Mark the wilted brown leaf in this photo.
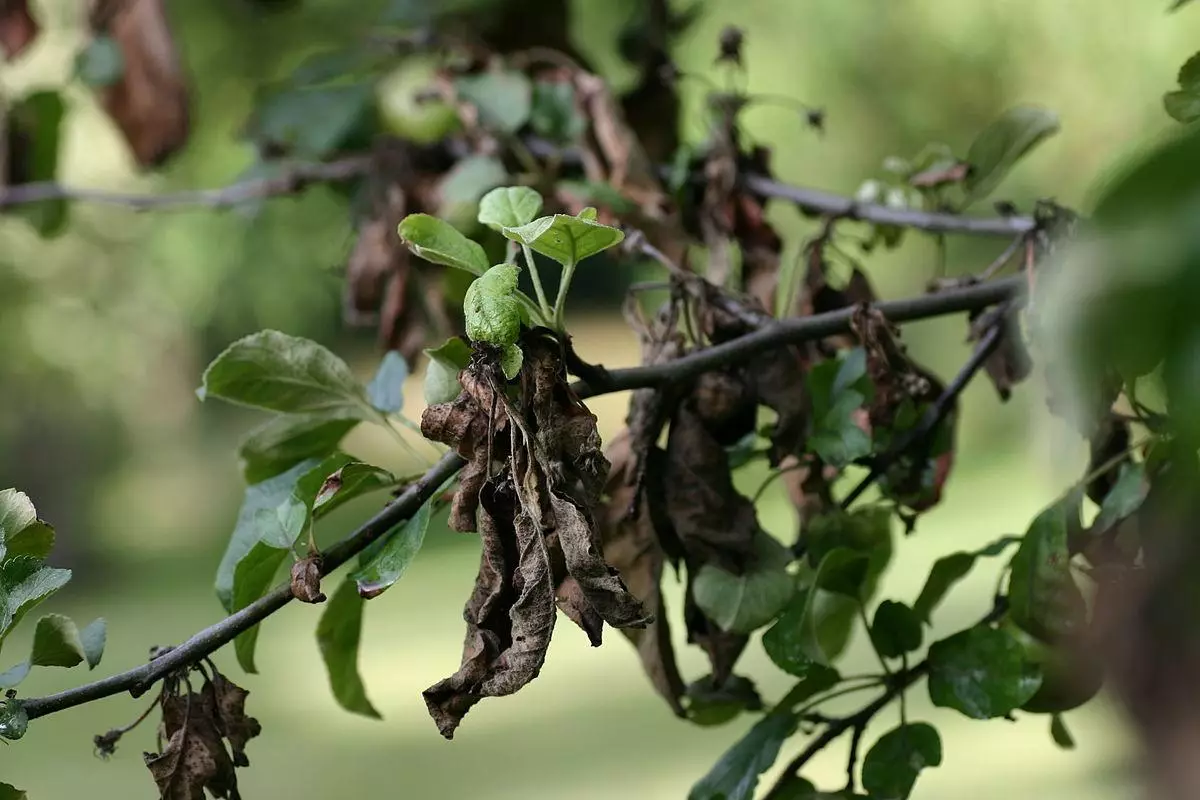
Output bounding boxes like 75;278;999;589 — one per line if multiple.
0;0;38;62
145;686;239;800
684;583;748;686
88;0;190;167
289;556;325;604
209;673;261;769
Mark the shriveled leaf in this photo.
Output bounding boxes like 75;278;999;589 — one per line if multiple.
689;707;798;800
455;70;532;134
238;414;358;484
464;264;523;346
1007;495;1086;641
912;535;1019;623
870;600;923;659
350;495;433;598
144;686;239;800
316;578;381;718
210;671;262;766
693;533;795;634
6;90;68;237
0;0;38;61
74;34;124;87
423;337;472;406
964;105;1060;203
398;213;488;276
0;489;54;561
79;617;106;668
502;212;625;266
1050;713;1075;749
366;351;409;414
29;613;85;668
927;624;1042;719
862;722;943;800
290;556;325;604
478;186;543;231
0;555;72;647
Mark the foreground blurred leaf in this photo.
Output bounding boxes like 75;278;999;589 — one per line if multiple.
366;351;409;414
927;624;1042;719
0;783;23;800
455;70;531;134
398;213;489;276
6;90;68;237
693;534;795;634
501;213;625;267
912;535;1019;623
238;415;359;484
74;35;124;87
317;579;381;718
1007;495;1085;641
1164;52;1200;122
862;722;943;800
0;555;72;649
963;105;1059;203
870;600;923;659
0;489;54;561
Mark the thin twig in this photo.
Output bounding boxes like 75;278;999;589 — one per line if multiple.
845;719;869;792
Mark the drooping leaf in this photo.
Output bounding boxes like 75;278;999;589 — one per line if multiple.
862;722;943;800
0;489;54;561
464;264;523;346
246;81;374;159
692;533;795;635
74;34;124;87
1050;713;1075;749
6;90;68;237
232;542;291;673
870;600;923;659
455;70;532;134
366;351;409;414
398;213;489;276
350;495;433;598
689;707;798;800
316;578;381;718
501;213;625;266
423;337;473;406
0;555;72;647
238;414;359;484
80;617;106;668
912;535;1020;623
927;624;1043;719
198;330;377;420
477;186;544;231
963;105;1060;203
1007;495;1086;641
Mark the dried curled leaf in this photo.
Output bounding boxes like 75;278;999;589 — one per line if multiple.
970;303;1032;401
209;673;261;768
289;556;325;604
145;681;238;800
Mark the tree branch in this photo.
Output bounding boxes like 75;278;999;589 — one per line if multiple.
16;275;1024;723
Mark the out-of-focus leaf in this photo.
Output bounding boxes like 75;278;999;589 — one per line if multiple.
1091;462;1149;534
530;80;586;142
350;496;433;598
438;154;507;218
1050;713;1075;749
501;212;625;266
963;105;1060;203
398;213;489;275
1164;52;1200;123
927;624;1042;719
684;674;762;727
316;578;381;718
423;337;472;406
0;662;29;689
79;617;106;668
246;82;374;158
861;722;943;800
6;90;68;237
870;600;923;659
0;0;39;62
366;351;409;414
692;534;795;634
1007;495;1086;641
74;35;124;87
0;783;24;800
455;70;531;134
688;707;798;800
912;535;1019;623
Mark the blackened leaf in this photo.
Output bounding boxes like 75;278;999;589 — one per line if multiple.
861;722;943;800
0;555;72;647
0;488;54;561
693;533;795;634
238;415;358;484
366;351;408;413
963;105;1060;204
398;213;489;276
870;600;923;659
1050;713;1075;750
350;494;433;598
912;535;1020;624
502;212;625;266
927;624;1042;719
145;686;238;800
198;330;377;419
29;613;85;668
0;783;24;799
316;578;381;718
423;337;472;406
455;70;532;134
689;707;797;800
247;82;373;159
7;90;67;237
685;674;762;727
210;672;262;766
478;186;544;231
1007;495;1086;641
80;617;106;668
0;0;38;61
74;34;124;87
1091;462;1149;535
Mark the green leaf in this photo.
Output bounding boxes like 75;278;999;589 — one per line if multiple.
0;489;54;561
530;80;586;142
688;707;798;800
1164;52;1200;123
556;179;638;213
366;351;409;414
861;722;943;800
927;624;1042;719
0;556;72;648
317;578;381;718
0;783;26;800
1091;462;1149;534
684;674;763;727
0;700;28;740
1007;496;1085;641
805;349;872;467
464;265;524;346
477;186;544;231
501;213;625;267
0;662;30;689
1050;713;1075;749
423;337;472;406
74;35;124;87
398;213;489;276
232;542;291;673
912;535;1019;624
350;496;433;598
7;90;68;237
500;343;524;380
238;415;359;484
198;330;376;419
455;70;532;134
312;462;395;516
29;613;84;668
963;105;1060;203
79;617;106;668
870;600;923;659
692;533;795;634
245;82;375;159
438;155;508;218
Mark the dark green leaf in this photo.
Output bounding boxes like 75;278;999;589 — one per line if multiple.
238;415;359;484
0;782;26;800
806;350;872;467
232;542;291;673
477;186;544;231
0;700;28;740
29;613;84;668
317;578;381;718
455;70;532;134
398;213;489;276
79;617;106;668
870;600;923;658
1007;495;1085;641
1171;0;1197;10
0;662;29;689
288;48;379;86
912;535;1019;623
198;330;377;420
927;624;1042;719
312;462;395;518
501;212;626;266
861;722;942;800
692;534;795;634
0;489;54;561
350;496;433;598
366;351;409;414
246;82;375;159
688;708;797;800
530;80;586;142
963;105;1060;203
1091;462;1148;534
423;337;472;405
1050;713;1075;749
464;265;523;346
7;91;68;237
775;665;841;710
1164;52;1200;123
0;556;72;648
684;674;763;727
74;35;124;87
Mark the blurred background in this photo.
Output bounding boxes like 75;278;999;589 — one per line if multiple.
0;0;1192;797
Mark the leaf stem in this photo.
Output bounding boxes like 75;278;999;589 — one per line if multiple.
553;257;578;331
522;243;554;318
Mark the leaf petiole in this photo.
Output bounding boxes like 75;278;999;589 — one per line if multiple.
553;256;577;331
522;243;554;319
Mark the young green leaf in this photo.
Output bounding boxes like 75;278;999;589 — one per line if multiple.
317;578;381;718
0;489;54;561
1050;713;1075;749
501;213;625;266
0;555;72;648
454;70;532;134
1090;462;1149;534
870;600;923;659
464;265;523;346
29;613;85;668
198;330;376;419
238;415;359;484
500;344;524;380
861;722;943;800
423;337;473;406
477;186;544;231
398;213;489;276
927;624;1042;719
963;105;1060;203
366;351;409;414
350;495;433;598
79;617;106;668
692;533;795;634
911;535;1020;624
688;707;798;800
1007;495;1086;641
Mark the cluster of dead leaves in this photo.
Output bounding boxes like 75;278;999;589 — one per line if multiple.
418;332;652;737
